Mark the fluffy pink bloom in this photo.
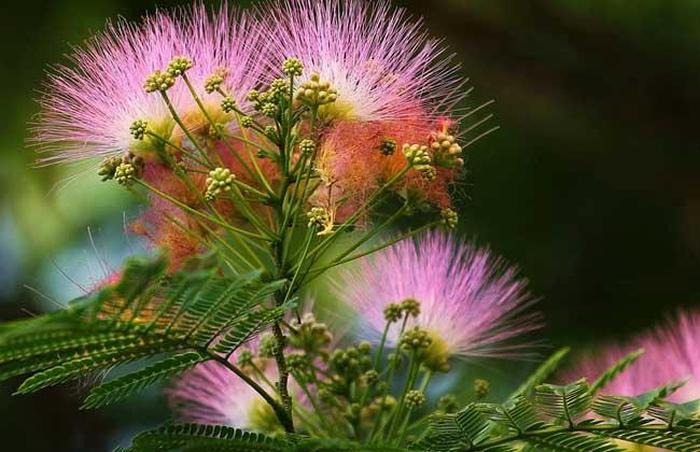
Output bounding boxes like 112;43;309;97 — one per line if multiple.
258;0;465;122
32;4;263;165
562;311;700;403
168;344;280;430
336;232;540;362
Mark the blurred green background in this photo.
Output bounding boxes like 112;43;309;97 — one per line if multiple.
1;0;699;450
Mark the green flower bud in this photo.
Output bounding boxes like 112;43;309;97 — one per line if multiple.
282;57;304;77
296;73;338;107
204;68;227;94
440;208;458;229
221;96;236;113
474;378;490;400
259;333;277;359
240;116;254;128
167;56;193;77
144;70;175;93
383;303;403;323
400;298;421;317
129;120;148;141
363;369;379;385
98;156;122;182
402;143;434;179
307;206;332;231
114;162;137;186
400;326;432;352
261;102;278;117
357;341;372;355
247;89;260;102
405;390;426;408
299;139;315;156
205;167;235;201
431;130;464;169
268;78;291;101
264;126;276;139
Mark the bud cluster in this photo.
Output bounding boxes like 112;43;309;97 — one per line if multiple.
440;208;458;229
473;378;490;400
298;139;316;157
129;120;148;141
282;57;304;77
288;313;333;354
99;152;144;186
167;56;193;78
328;344;373;381
431;131;464;168
307;206;333;234
204;167;236;201
204;68;227;94
296;73;338;107
405;390;426;408
403;143;435;180
400;326;432;352
144;70;175;93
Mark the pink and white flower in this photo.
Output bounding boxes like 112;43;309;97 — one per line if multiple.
258;0;465;122
563;310;700;402
336;232;540;370
32;4;263;165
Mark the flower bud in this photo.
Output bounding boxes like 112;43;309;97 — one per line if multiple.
144;70;175;93
282;57;304;77
129;120;148;141
405;390;425;408
167;56;193;77
205;167;235;201
440;208;458;229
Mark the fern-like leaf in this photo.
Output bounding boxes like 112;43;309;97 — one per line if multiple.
126;424;290;452
589;349;644;395
81;351;207;409
509;347;570;399
535;380;592;426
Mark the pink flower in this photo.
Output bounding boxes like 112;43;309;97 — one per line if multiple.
32;4;263;165
562;311;700;402
168;343;283;432
336;232;540;370
258;0;465;122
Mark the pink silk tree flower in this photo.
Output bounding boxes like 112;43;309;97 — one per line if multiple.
562;311;700;403
258;0;466;123
168;346;285;433
31;3;263;165
336;232;541;372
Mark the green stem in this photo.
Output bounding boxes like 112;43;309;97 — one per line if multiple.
207;352;293;433
136;179;270;242
159;91;214;167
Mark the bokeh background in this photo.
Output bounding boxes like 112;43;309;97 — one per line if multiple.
1;0;699;450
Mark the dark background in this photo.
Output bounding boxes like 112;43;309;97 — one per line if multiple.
1;0;699;450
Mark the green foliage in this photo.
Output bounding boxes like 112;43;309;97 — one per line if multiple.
414;357;700;452
125;424;292;451
589;348;643;395
509;347;570;399
0;255;288;409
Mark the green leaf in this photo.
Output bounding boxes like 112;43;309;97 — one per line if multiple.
535;380;592;426
595;428;700;451
477;396;545;433
589;349;644;395
591;395;643;426
126;424;290;452
81;351;208;409
524;431;621;452
509;347;570;399
14;339;179;394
